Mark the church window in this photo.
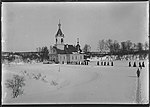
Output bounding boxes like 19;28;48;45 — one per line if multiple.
61;38;63;43
80;56;82;59
64;56;65;60
76;56;77;60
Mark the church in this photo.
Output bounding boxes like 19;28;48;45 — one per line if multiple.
49;21;84;64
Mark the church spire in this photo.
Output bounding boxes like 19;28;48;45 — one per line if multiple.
55;20;64;50
58;19;61;29
77;38;79;45
55;19;64;37
76;38;80;53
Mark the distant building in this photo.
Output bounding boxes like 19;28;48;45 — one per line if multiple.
49;20;84;64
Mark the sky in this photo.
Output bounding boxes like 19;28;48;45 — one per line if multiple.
2;2;149;52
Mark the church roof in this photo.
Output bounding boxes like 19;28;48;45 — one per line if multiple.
55;29;64;37
64;45;78;54
53;44;82;54
53;46;66;54
55;20;64;37
52;21;82;54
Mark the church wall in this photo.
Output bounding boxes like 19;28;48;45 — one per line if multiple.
66;54;70;62
69;54;84;62
56;36;64;45
56;54;84;64
49;21;84;64
49;54;58;63
55;44;64;50
58;54;67;64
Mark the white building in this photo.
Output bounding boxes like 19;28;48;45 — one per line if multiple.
49;21;84;64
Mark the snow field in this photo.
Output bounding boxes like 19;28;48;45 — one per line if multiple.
2;60;149;104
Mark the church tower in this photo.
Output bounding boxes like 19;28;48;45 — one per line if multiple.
55;20;65;50
76;38;81;53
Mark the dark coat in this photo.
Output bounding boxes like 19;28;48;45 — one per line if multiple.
137;68;140;78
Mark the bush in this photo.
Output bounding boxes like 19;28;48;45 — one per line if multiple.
51;80;58;86
32;73;42;80
5;74;25;98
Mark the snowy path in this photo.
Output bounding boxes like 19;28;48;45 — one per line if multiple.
2;60;149;104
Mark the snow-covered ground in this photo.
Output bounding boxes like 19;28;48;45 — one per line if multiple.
2;60;149;104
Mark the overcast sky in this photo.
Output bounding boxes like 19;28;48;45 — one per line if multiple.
2;2;149;52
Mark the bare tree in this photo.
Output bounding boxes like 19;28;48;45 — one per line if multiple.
136;42;143;52
97;39;105;53
5;75;25;98
113;40;120;53
42;46;49;60
49;45;53;54
144;41;149;50
121;42;127;53
126;40;133;52
83;44;91;53
105;39;113;53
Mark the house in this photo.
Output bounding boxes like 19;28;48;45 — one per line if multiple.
49;20;84;64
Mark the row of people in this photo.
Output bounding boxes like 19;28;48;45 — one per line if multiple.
66;61;89;65
129;61;145;68
97;61;113;66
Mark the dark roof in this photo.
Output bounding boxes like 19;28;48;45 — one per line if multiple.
64;45;78;54
55;29;64;37
53;46;66;54
53;44;82;54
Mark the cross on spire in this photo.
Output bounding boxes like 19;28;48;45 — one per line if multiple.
55;19;64;37
77;38;79;44
58;19;61;29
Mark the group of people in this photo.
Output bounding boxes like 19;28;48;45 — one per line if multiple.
66;61;89;65
128;61;146;78
129;61;145;78
129;61;145;69
97;61;113;66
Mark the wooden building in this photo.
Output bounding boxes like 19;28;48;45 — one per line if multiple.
49;21;84;64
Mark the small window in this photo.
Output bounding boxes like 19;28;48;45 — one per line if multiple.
76;56;77;60
80;56;82;59
64;56;65;60
61;38;63;43
60;56;61;60
56;39;57;43
72;56;74;60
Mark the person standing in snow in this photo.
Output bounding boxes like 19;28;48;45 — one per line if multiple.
142;61;145;67
139;62;142;69
129;62;131;67
133;62;136;67
111;61;113;66
137;68;140;78
97;61;99;66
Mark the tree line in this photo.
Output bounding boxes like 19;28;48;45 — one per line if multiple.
36;39;149;61
83;39;149;55
37;39;149;58
36;46;49;61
